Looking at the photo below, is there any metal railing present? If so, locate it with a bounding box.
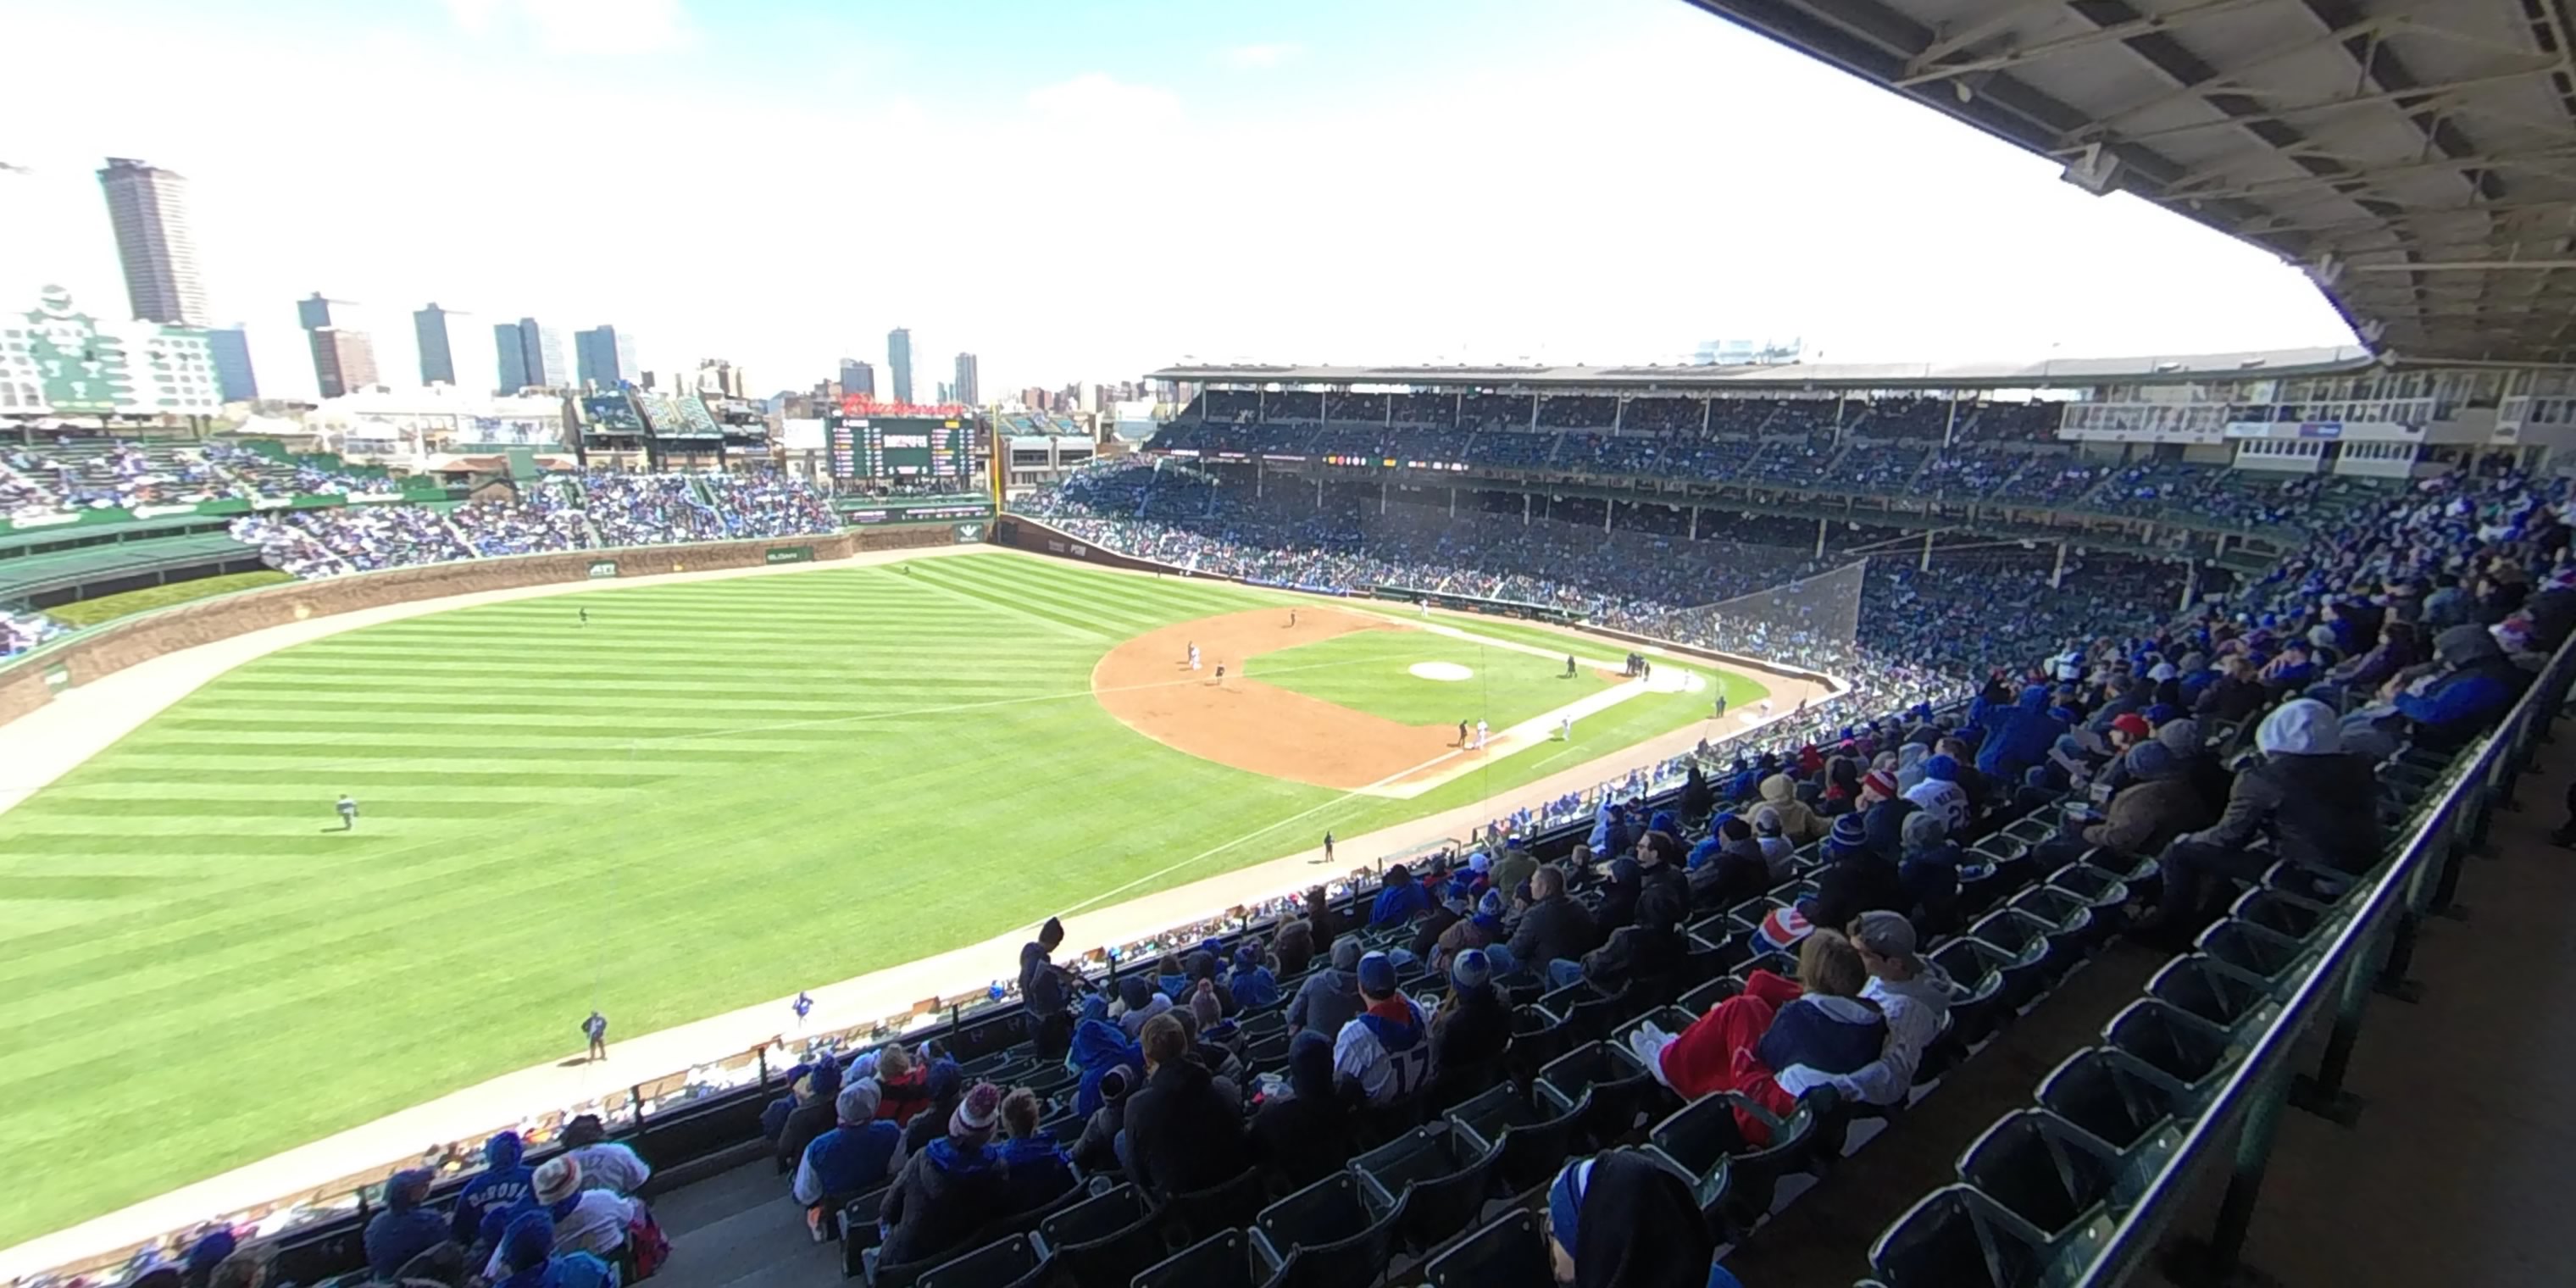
[2067,630,2576,1285]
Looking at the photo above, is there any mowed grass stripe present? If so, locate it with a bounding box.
[0,552,1733,1248]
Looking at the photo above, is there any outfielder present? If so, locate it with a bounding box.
[335,794,358,831]
[1558,715,1573,741]
[1188,642,1201,670]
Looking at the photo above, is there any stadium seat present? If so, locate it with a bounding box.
[2193,918,2312,991]
[842,1185,892,1276]
[2041,861,2131,936]
[2101,1000,2238,1103]
[1444,1080,1588,1196]
[1646,1091,1818,1230]
[1925,939,2010,1050]
[1537,1041,1657,1151]
[2035,1047,2185,1159]
[1037,1184,1158,1285]
[913,1235,1046,1288]
[2145,954,2276,1038]
[1423,1209,1554,1288]
[1154,1167,1270,1248]
[1954,1109,2126,1243]
[1503,1005,1570,1088]
[1132,1227,1262,1288]
[1965,909,2062,996]
[1351,1123,1502,1252]
[1866,1184,2057,1287]
[2226,886,2331,942]
[1248,1173,1402,1288]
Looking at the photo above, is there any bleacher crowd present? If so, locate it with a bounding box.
[1,439,379,522]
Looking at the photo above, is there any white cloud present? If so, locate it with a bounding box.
[1024,73,1182,123]
[1222,42,1304,69]
[443,0,691,56]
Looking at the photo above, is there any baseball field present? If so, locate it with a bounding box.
[0,550,1775,1249]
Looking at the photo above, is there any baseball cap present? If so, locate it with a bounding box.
[1356,951,1397,997]
[1849,910,1919,964]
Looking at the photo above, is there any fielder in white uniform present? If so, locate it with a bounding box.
[1559,715,1573,741]
[1474,719,1490,749]
[1188,643,1201,670]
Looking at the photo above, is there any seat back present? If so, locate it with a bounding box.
[1424,1210,1556,1288]
[1253,1173,1385,1254]
[2035,1047,2180,1155]
[1265,1204,1403,1288]
[914,1235,1042,1288]
[1867,1185,2054,1288]
[2101,999,2236,1100]
[2195,919,2311,989]
[1955,1110,2118,1241]
[1132,1228,1259,1288]
[2146,955,2272,1035]
[1493,1087,1589,1194]
[1156,1166,1269,1247]
[1045,1210,1162,1288]
[1675,975,1743,1017]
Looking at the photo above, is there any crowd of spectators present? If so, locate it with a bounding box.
[224,472,838,579]
[0,439,380,522]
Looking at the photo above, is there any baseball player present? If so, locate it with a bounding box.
[1215,662,1227,685]
[1714,692,1728,719]
[1457,719,1470,747]
[1558,715,1573,741]
[1188,642,1201,671]
[579,607,589,626]
[1289,608,1299,628]
[791,991,813,1030]
[1563,654,1576,678]
[335,794,358,830]
[1474,719,1490,750]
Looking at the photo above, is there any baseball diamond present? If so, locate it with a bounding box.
[0,547,1805,1251]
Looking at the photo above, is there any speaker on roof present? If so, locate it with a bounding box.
[2061,142,2121,196]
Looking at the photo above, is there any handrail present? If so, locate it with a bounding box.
[2066,629,2576,1285]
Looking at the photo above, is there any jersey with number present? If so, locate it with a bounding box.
[1333,999,1431,1105]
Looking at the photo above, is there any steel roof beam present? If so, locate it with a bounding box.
[1895,0,2272,87]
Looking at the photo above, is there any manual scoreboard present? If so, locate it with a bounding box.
[822,404,974,481]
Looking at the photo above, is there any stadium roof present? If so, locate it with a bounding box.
[1680,0,2576,365]
[1150,343,2373,390]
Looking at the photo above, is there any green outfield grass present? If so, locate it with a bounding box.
[1244,629,1618,727]
[0,552,1767,1248]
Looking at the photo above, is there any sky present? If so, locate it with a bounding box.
[0,0,2360,402]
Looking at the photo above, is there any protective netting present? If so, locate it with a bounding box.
[1648,558,1868,675]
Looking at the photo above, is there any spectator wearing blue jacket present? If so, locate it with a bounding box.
[794,1081,905,1239]
[1974,685,2066,782]
[450,1131,533,1244]
[994,1088,1079,1214]
[1226,947,1280,1009]
[1070,1008,1145,1117]
[363,1169,452,1281]
[2365,624,2529,755]
[491,1212,614,1288]
[1370,863,1432,926]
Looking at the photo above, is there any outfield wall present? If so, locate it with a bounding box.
[0,526,962,729]
[992,513,1849,697]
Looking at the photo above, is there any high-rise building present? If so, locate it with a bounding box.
[205,325,258,402]
[839,358,874,398]
[952,353,980,407]
[494,317,565,391]
[309,328,379,398]
[574,325,638,388]
[693,358,747,398]
[297,293,377,397]
[97,158,208,326]
[413,303,460,386]
[887,327,913,403]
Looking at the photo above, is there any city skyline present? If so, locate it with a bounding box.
[8,0,2357,404]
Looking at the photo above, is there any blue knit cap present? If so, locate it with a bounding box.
[1924,754,1959,782]
[501,1209,558,1274]
[1452,947,1492,992]
[1828,813,1869,854]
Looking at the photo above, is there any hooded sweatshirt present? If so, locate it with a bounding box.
[1286,954,1364,1039]
[876,1135,1008,1267]
[2185,699,2384,873]
[1071,1017,1145,1117]
[776,1060,845,1170]
[452,1132,533,1243]
[1557,1150,1716,1288]
[1776,959,1957,1106]
[996,1134,1078,1215]
[2392,624,2529,750]
[364,1171,452,1280]
[1974,685,2066,781]
[1757,774,1825,844]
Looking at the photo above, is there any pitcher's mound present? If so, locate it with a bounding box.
[1409,661,1474,682]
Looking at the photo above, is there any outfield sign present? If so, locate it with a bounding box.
[44,664,70,693]
[586,560,619,579]
[839,497,996,526]
[953,522,985,543]
[765,546,814,564]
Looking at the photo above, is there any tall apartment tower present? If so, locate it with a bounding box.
[574,325,638,388]
[839,358,875,398]
[414,303,460,386]
[495,318,566,391]
[952,353,980,406]
[97,158,208,326]
[887,328,913,404]
[297,293,378,398]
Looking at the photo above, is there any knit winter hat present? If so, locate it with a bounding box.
[1468,851,1491,873]
[1235,945,1262,969]
[1357,951,1398,997]
[1828,814,1870,853]
[1922,754,1959,782]
[836,1079,882,1125]
[1451,947,1492,992]
[500,1210,558,1274]
[924,1058,963,1105]
[2111,713,2152,741]
[1097,1065,1135,1102]
[531,1155,583,1206]
[1751,805,1782,836]
[2125,741,2179,780]
[1116,976,1153,1012]
[1477,888,1505,918]
[1862,769,1899,798]
[1901,811,1946,850]
[1190,981,1224,1030]
[1330,937,1363,970]
[1549,1158,1595,1263]
[951,1082,1002,1139]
